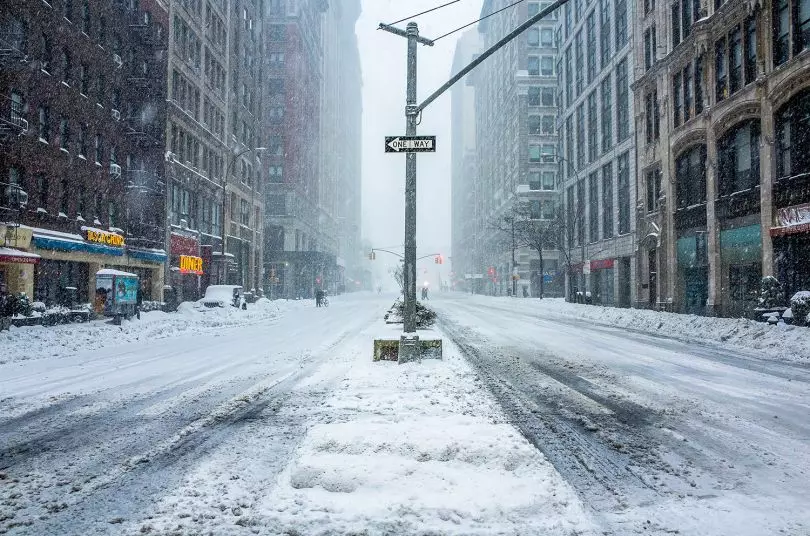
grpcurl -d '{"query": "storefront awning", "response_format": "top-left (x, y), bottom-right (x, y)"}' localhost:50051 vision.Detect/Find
top-left (128, 248), bottom-right (168, 263)
top-left (770, 222), bottom-right (810, 237)
top-left (32, 234), bottom-right (124, 256)
top-left (0, 247), bottom-right (40, 264)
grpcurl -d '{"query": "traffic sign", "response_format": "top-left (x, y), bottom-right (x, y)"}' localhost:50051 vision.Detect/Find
top-left (385, 136), bottom-right (437, 153)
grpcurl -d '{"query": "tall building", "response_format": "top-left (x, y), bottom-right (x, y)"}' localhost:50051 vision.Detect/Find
top-left (165, 0), bottom-right (264, 300)
top-left (450, 29), bottom-right (481, 292)
top-left (471, 0), bottom-right (561, 297)
top-left (0, 0), bottom-right (168, 305)
top-left (262, 0), bottom-right (361, 300)
top-left (320, 0), bottom-right (362, 293)
top-left (556, 0), bottom-right (637, 306)
top-left (633, 0), bottom-right (810, 316)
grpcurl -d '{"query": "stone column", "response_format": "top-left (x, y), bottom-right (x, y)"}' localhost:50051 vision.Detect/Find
top-left (760, 96), bottom-right (775, 277)
top-left (706, 131), bottom-right (721, 316)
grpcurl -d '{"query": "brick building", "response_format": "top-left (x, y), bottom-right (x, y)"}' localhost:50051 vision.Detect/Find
top-left (0, 0), bottom-right (168, 306)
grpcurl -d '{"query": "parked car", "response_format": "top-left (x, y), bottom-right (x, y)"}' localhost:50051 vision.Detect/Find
top-left (199, 285), bottom-right (244, 308)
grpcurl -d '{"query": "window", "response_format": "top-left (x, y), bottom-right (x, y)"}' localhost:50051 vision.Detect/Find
top-left (645, 0), bottom-right (655, 14)
top-left (108, 202), bottom-right (117, 227)
top-left (617, 152), bottom-right (630, 234)
top-left (542, 199), bottom-right (555, 220)
top-left (240, 199), bottom-right (250, 225)
top-left (529, 145), bottom-right (542, 162)
top-left (776, 89), bottom-right (810, 179)
top-left (38, 106), bottom-right (50, 142)
top-left (79, 63), bottom-right (89, 95)
top-left (646, 167), bottom-right (661, 211)
top-left (715, 37), bottom-right (728, 102)
top-left (528, 27), bottom-right (540, 47)
top-left (564, 47), bottom-right (572, 104)
top-left (616, 59), bottom-right (629, 141)
top-left (644, 25), bottom-right (656, 70)
top-left (540, 56), bottom-right (554, 76)
top-left (675, 145), bottom-right (707, 208)
top-left (672, 2), bottom-right (681, 48)
top-left (565, 116), bottom-right (574, 176)
top-left (94, 133), bottom-right (103, 163)
top-left (528, 87), bottom-right (542, 106)
top-left (530, 200), bottom-right (542, 220)
top-left (542, 171), bottom-right (555, 189)
top-left (601, 75), bottom-right (612, 153)
top-left (540, 144), bottom-right (556, 161)
top-left (774, 0), bottom-right (790, 65)
top-left (745, 16), bottom-right (757, 84)
top-left (576, 104), bottom-right (586, 169)
top-left (729, 26), bottom-right (742, 94)
top-left (61, 48), bottom-right (71, 83)
top-left (645, 90), bottom-right (660, 144)
top-left (60, 177), bottom-right (69, 214)
top-left (81, 0), bottom-right (90, 34)
top-left (528, 2), bottom-right (540, 16)
top-left (41, 33), bottom-right (52, 72)
top-left (615, 0), bottom-right (627, 49)
top-left (718, 120), bottom-right (760, 195)
top-left (267, 194), bottom-right (286, 215)
top-left (586, 13), bottom-right (596, 83)
top-left (540, 28), bottom-right (554, 47)
top-left (602, 163), bottom-right (614, 238)
top-left (600, 0), bottom-right (611, 68)
top-left (529, 172), bottom-right (542, 190)
top-left (589, 172), bottom-right (599, 241)
top-left (64, 0), bottom-right (73, 21)
top-left (683, 64), bottom-right (693, 122)
top-left (528, 56), bottom-right (540, 75)
top-left (673, 71), bottom-right (683, 127)
top-left (78, 123), bottom-right (87, 157)
top-left (588, 91), bottom-right (598, 162)
top-left (37, 175), bottom-right (49, 209)
top-left (109, 145), bottom-right (117, 164)
top-left (59, 117), bottom-right (69, 150)
top-left (575, 30), bottom-right (583, 95)
top-left (695, 55), bottom-right (704, 114)
top-left (730, 264), bottom-right (762, 302)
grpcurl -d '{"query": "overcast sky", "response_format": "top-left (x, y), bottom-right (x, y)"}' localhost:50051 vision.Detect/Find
top-left (356, 0), bottom-right (483, 280)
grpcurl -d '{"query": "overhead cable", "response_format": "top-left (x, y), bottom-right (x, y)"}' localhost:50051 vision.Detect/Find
top-left (433, 0), bottom-right (525, 42)
top-left (382, 0), bottom-right (463, 28)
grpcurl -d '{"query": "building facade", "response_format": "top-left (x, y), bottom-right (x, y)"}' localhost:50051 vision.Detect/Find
top-left (1, 0), bottom-right (168, 305)
top-left (262, 0), bottom-right (360, 300)
top-left (165, 0), bottom-right (264, 300)
top-left (633, 0), bottom-right (810, 316)
top-left (450, 30), bottom-right (481, 293)
top-left (471, 0), bottom-right (562, 297)
top-left (557, 0), bottom-right (637, 306)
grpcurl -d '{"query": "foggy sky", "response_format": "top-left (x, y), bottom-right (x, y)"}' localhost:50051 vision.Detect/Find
top-left (357, 0), bottom-right (484, 281)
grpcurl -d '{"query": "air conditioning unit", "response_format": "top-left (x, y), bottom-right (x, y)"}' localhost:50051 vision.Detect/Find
top-left (110, 163), bottom-right (122, 177)
top-left (112, 54), bottom-right (123, 68)
top-left (111, 109), bottom-right (121, 121)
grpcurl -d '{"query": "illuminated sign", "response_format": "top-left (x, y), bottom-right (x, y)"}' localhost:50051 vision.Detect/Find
top-left (179, 255), bottom-right (203, 275)
top-left (86, 229), bottom-right (125, 247)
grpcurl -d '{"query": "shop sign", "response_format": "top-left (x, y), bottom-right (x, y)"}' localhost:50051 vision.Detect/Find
top-left (0, 247), bottom-right (40, 264)
top-left (772, 203), bottom-right (810, 237)
top-left (590, 258), bottom-right (615, 271)
top-left (170, 233), bottom-right (199, 256)
top-left (86, 229), bottom-right (125, 248)
top-left (2, 226), bottom-right (33, 249)
top-left (179, 255), bottom-right (203, 275)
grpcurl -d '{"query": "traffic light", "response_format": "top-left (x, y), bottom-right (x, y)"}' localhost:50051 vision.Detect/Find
top-left (487, 266), bottom-right (495, 276)
top-left (434, 255), bottom-right (443, 264)
top-left (368, 251), bottom-right (376, 260)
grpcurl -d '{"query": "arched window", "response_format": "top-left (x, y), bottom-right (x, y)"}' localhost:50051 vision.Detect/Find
top-left (717, 119), bottom-right (760, 196)
top-left (675, 145), bottom-right (707, 209)
top-left (776, 88), bottom-right (810, 179)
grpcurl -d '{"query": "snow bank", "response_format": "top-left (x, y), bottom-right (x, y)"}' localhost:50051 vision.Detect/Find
top-left (258, 337), bottom-right (595, 535)
top-left (479, 297), bottom-right (810, 364)
top-left (0, 298), bottom-right (308, 365)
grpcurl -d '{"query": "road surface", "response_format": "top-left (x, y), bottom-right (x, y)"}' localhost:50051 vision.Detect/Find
top-left (432, 293), bottom-right (810, 535)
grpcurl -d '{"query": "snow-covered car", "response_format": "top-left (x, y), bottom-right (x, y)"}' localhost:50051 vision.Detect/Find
top-left (198, 285), bottom-right (244, 308)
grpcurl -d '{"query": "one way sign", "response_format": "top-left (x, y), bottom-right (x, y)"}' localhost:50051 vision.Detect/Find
top-left (385, 136), bottom-right (437, 153)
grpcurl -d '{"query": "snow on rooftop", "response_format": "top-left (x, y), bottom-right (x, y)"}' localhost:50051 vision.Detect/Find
top-left (96, 268), bottom-right (138, 277)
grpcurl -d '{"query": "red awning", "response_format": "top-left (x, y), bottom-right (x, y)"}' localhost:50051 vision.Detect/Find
top-left (770, 222), bottom-right (810, 237)
top-left (0, 247), bottom-right (40, 264)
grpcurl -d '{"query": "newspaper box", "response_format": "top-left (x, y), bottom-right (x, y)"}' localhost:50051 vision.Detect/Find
top-left (94, 269), bottom-right (139, 324)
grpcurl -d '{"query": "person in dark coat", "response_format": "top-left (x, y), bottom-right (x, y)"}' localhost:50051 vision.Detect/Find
top-left (315, 289), bottom-right (324, 307)
top-left (136, 284), bottom-right (143, 319)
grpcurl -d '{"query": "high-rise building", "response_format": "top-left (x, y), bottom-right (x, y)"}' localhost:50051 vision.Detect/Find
top-left (262, 0), bottom-right (361, 300)
top-left (633, 0), bottom-right (810, 316)
top-left (0, 0), bottom-right (168, 305)
top-left (471, 0), bottom-right (561, 297)
top-left (165, 0), bottom-right (264, 300)
top-left (450, 29), bottom-right (481, 293)
top-left (556, 0), bottom-right (636, 306)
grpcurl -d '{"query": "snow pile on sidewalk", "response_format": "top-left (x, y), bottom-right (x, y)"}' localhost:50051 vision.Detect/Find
top-left (0, 298), bottom-right (306, 365)
top-left (259, 335), bottom-right (595, 535)
top-left (486, 297), bottom-right (810, 364)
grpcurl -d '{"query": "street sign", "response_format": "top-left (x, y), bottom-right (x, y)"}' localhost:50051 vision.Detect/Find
top-left (385, 136), bottom-right (437, 153)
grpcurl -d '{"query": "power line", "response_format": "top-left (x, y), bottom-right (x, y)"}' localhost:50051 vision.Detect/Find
top-left (383, 0), bottom-right (463, 28)
top-left (434, 0), bottom-right (525, 42)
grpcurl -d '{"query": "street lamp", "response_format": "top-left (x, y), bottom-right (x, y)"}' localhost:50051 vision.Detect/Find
top-left (220, 146), bottom-right (266, 285)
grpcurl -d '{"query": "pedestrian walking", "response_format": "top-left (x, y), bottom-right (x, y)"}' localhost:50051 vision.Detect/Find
top-left (136, 283), bottom-right (143, 320)
top-left (315, 289), bottom-right (324, 307)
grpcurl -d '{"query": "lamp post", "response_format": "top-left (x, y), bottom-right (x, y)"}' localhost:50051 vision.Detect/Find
top-left (220, 146), bottom-right (265, 285)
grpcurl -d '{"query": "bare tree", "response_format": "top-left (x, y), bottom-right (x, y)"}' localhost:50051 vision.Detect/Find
top-left (389, 262), bottom-right (404, 295)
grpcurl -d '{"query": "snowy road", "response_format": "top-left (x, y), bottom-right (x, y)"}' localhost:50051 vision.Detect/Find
top-left (0, 295), bottom-right (387, 535)
top-left (433, 293), bottom-right (810, 535)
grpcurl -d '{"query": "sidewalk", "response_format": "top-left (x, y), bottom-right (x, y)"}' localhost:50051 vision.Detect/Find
top-left (128, 321), bottom-right (596, 535)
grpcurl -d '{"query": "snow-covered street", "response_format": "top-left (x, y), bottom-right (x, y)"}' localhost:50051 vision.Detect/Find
top-left (2, 292), bottom-right (810, 535)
